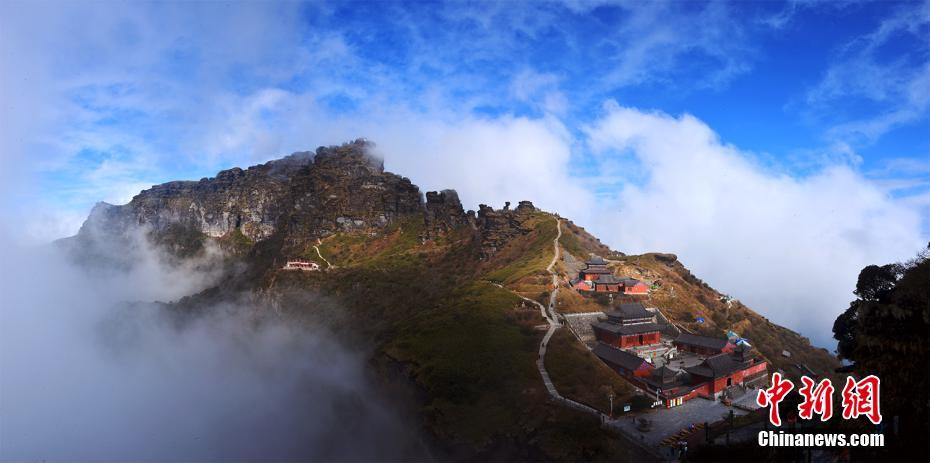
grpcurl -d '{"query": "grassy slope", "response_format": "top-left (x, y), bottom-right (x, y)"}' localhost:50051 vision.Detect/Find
top-left (545, 329), bottom-right (637, 414)
top-left (273, 212), bottom-right (632, 460)
top-left (252, 208), bottom-right (837, 458)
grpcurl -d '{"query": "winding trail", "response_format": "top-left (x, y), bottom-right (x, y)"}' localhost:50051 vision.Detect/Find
top-left (508, 218), bottom-right (601, 415)
top-left (313, 242), bottom-right (333, 269)
top-left (496, 218), bottom-right (665, 460)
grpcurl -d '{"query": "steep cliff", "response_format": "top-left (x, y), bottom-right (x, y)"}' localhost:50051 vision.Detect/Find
top-left (76, 140), bottom-right (422, 245)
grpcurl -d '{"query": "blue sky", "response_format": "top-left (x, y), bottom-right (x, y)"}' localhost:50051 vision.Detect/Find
top-left (1, 0), bottom-right (928, 348)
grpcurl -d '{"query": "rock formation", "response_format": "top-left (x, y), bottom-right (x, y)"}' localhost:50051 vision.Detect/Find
top-left (75, 140), bottom-right (421, 246)
top-left (475, 201), bottom-right (537, 259)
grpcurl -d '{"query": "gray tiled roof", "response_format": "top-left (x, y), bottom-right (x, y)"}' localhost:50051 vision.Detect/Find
top-left (674, 333), bottom-right (730, 351)
top-left (685, 350), bottom-right (754, 379)
top-left (593, 343), bottom-right (649, 371)
top-left (595, 274), bottom-right (623, 284)
top-left (606, 302), bottom-right (651, 320)
top-left (581, 267), bottom-right (612, 274)
top-left (593, 321), bottom-right (662, 335)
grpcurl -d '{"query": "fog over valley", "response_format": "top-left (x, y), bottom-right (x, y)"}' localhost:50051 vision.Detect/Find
top-left (0, 233), bottom-right (424, 461)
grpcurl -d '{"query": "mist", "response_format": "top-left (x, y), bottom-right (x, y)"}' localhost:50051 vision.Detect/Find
top-left (0, 231), bottom-right (423, 461)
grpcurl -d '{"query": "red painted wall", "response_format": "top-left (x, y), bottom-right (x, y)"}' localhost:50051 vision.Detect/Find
top-left (675, 342), bottom-right (724, 356)
top-left (573, 281), bottom-right (592, 291)
top-left (620, 332), bottom-right (661, 347)
top-left (706, 361), bottom-right (769, 393)
top-left (623, 283), bottom-right (649, 295)
top-left (595, 329), bottom-right (620, 347)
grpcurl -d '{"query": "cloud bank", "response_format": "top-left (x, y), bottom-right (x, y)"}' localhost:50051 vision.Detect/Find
top-left (581, 103), bottom-right (924, 347)
top-left (0, 234), bottom-right (423, 461)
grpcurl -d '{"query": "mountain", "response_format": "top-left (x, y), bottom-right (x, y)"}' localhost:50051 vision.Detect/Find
top-left (67, 139), bottom-right (839, 460)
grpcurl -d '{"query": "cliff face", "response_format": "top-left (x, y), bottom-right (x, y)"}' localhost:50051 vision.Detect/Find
top-left (77, 140), bottom-right (427, 246)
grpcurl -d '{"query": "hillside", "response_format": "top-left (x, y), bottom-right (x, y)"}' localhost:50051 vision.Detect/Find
top-left (65, 140), bottom-right (839, 460)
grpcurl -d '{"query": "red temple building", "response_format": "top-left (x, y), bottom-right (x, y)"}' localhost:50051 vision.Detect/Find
top-left (673, 333), bottom-right (735, 356)
top-left (595, 342), bottom-right (768, 408)
top-left (619, 278), bottom-right (649, 295)
top-left (683, 346), bottom-right (768, 396)
top-left (592, 303), bottom-right (662, 348)
top-left (572, 257), bottom-right (650, 295)
top-left (578, 256), bottom-right (611, 281)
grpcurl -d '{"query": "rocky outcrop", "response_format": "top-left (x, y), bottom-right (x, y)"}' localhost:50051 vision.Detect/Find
top-left (424, 189), bottom-right (466, 237)
top-left (75, 139), bottom-right (423, 248)
top-left (283, 141), bottom-right (421, 240)
top-left (73, 139), bottom-right (549, 264)
top-left (475, 202), bottom-right (537, 259)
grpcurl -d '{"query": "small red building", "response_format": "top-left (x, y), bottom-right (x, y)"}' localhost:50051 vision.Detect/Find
top-left (684, 346), bottom-right (768, 396)
top-left (593, 274), bottom-right (623, 292)
top-left (620, 278), bottom-right (650, 295)
top-left (593, 322), bottom-right (662, 348)
top-left (592, 303), bottom-right (662, 348)
top-left (579, 256), bottom-right (611, 281)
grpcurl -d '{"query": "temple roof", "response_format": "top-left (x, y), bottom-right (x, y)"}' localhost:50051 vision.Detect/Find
top-left (595, 274), bottom-right (624, 284)
top-left (606, 302), bottom-right (652, 320)
top-left (593, 343), bottom-right (649, 371)
top-left (581, 267), bottom-right (612, 274)
top-left (593, 321), bottom-right (662, 335)
top-left (675, 333), bottom-right (730, 350)
top-left (653, 365), bottom-right (679, 380)
top-left (685, 350), bottom-right (754, 379)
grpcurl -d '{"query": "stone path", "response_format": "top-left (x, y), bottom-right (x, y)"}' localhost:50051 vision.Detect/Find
top-left (501, 218), bottom-right (663, 460)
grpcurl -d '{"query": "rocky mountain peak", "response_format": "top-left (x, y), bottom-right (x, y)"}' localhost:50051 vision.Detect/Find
top-left (311, 138), bottom-right (384, 177)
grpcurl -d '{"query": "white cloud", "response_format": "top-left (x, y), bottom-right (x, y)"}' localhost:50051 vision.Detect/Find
top-left (583, 103), bottom-right (925, 348)
top-left (805, 0), bottom-right (930, 144)
top-left (0, 233), bottom-right (418, 461)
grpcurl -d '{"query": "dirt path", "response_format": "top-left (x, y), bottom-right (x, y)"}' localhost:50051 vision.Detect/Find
top-left (313, 243), bottom-right (333, 269)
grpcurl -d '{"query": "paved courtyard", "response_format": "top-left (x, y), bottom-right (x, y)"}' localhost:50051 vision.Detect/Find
top-left (607, 397), bottom-right (748, 448)
top-left (659, 350), bottom-right (705, 369)
top-left (730, 386), bottom-right (764, 411)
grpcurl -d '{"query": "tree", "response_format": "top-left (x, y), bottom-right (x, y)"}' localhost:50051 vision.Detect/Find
top-left (833, 251), bottom-right (930, 460)
top-left (853, 263), bottom-right (902, 302)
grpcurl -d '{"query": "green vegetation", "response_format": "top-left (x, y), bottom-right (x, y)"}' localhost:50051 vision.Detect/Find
top-left (218, 228), bottom-right (253, 255)
top-left (151, 223), bottom-right (206, 258)
top-left (484, 214), bottom-right (557, 284)
top-left (558, 225), bottom-right (589, 260)
top-left (316, 216), bottom-right (427, 269)
top-left (545, 329), bottom-right (635, 415)
top-left (387, 282), bottom-right (542, 444)
top-left (273, 213), bottom-right (634, 459)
